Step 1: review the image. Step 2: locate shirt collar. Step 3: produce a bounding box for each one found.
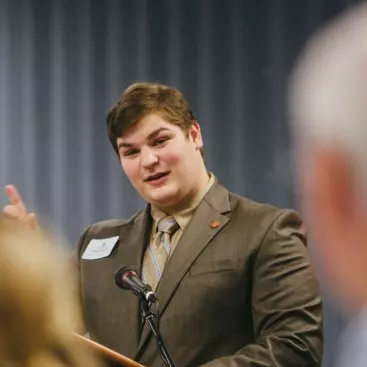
[150,172,216,231]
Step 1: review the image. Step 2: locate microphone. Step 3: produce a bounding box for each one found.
[114,265,157,302]
[115,266,176,367]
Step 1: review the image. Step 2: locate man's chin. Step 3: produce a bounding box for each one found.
[146,188,179,208]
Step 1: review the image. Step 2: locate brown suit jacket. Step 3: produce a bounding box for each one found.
[76,181,323,367]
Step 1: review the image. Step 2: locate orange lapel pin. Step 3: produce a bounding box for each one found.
[210,220,220,229]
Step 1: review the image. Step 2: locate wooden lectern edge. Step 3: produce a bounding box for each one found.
[72,332,145,367]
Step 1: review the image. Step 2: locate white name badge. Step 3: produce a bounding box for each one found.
[82,236,119,260]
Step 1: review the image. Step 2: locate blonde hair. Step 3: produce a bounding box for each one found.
[0,219,102,367]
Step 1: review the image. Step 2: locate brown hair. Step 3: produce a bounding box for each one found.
[107,82,203,156]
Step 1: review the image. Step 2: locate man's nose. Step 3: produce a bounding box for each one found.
[140,148,158,168]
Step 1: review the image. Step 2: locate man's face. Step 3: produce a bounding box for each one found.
[117,113,207,211]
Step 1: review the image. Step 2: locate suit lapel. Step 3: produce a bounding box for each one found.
[117,207,152,348]
[135,182,232,357]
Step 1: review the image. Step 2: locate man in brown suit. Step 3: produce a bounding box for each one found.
[3,83,323,366]
[77,83,322,367]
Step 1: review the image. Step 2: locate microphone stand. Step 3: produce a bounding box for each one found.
[140,296,177,367]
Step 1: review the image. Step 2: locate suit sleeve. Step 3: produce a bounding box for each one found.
[199,209,323,367]
[70,226,91,335]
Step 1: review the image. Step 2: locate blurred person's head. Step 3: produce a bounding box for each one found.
[107,82,208,213]
[0,218,101,367]
[289,2,367,312]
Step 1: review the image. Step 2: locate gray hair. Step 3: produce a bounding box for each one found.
[289,2,367,183]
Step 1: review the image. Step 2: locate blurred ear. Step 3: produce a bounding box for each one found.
[305,146,367,311]
[310,147,354,241]
[189,121,204,150]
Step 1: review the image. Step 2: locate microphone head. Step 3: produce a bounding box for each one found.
[114,265,137,290]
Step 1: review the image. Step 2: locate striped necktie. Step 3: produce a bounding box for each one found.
[142,216,179,291]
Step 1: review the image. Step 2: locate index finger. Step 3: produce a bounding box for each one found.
[4,185,27,213]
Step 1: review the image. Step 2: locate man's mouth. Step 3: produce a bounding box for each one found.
[144,172,170,182]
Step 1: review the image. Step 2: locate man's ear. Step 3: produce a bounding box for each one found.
[189,121,204,149]
[304,146,367,312]
[310,147,355,239]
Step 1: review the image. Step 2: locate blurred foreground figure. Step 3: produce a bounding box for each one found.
[0,218,102,367]
[289,2,367,366]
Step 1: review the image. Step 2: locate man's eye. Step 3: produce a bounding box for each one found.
[124,149,139,157]
[154,138,168,146]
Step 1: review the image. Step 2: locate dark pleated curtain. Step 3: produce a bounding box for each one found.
[0,1,360,366]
